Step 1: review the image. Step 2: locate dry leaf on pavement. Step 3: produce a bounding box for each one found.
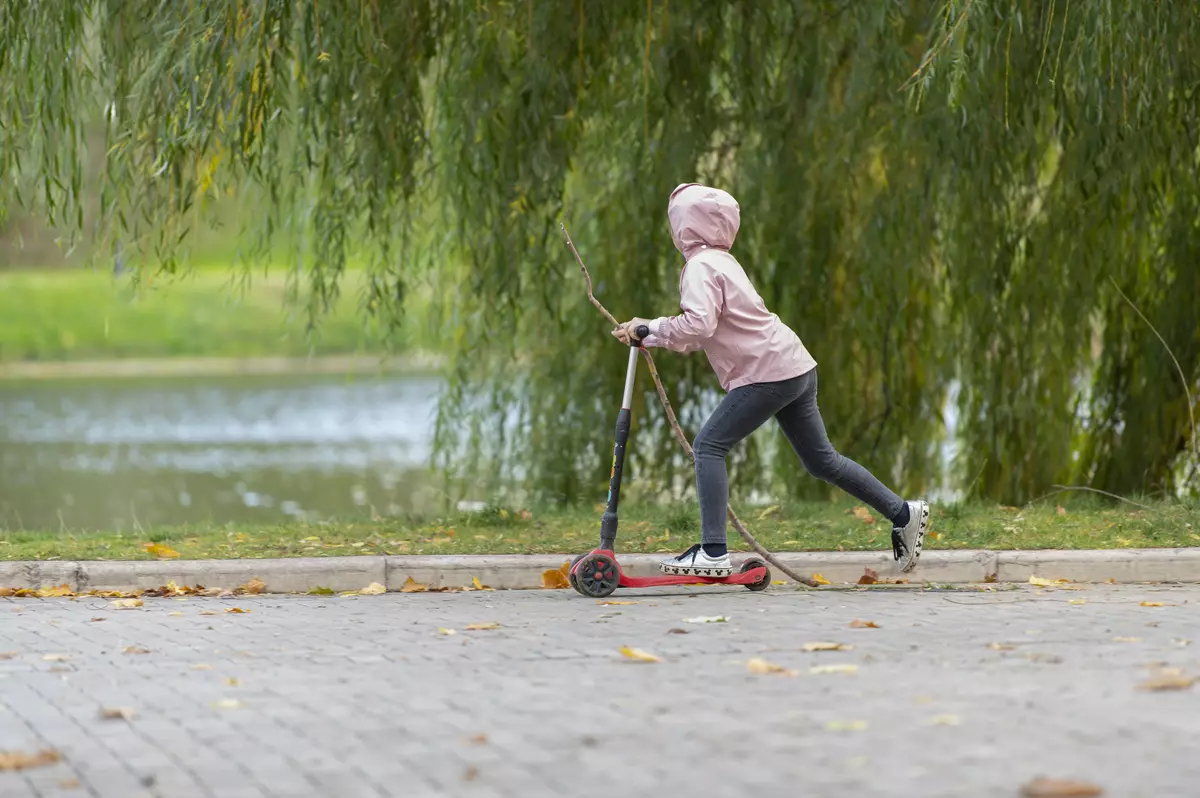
[988,642,1016,651]
[850,619,880,628]
[928,714,961,726]
[439,628,456,636]
[1138,675,1194,691]
[224,607,250,614]
[1139,601,1166,607]
[225,678,240,687]
[41,654,71,662]
[857,569,879,585]
[99,707,135,721]
[1068,599,1087,605]
[0,749,61,772]
[472,576,493,591]
[1111,637,1141,643]
[465,623,501,631]
[110,599,144,610]
[802,641,853,652]
[199,610,218,616]
[142,543,180,559]
[810,664,858,675]
[811,572,831,586]
[239,578,266,595]
[190,664,213,670]
[682,616,728,624]
[122,646,151,655]
[1019,777,1103,797]
[358,583,387,595]
[746,658,797,676]
[399,576,429,593]
[618,646,662,663]
[1029,576,1069,587]
[541,567,570,590]
[212,699,242,710]
[0,652,17,660]
[597,600,638,605]
[824,720,868,732]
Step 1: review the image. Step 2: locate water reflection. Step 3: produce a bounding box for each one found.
[0,373,441,530]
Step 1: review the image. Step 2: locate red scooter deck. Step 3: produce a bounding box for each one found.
[570,548,770,595]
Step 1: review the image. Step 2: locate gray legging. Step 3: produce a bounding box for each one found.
[693,368,904,546]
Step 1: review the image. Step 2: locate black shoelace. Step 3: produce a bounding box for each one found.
[676,543,702,563]
[891,527,908,560]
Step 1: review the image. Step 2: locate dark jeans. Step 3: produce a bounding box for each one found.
[693,368,905,545]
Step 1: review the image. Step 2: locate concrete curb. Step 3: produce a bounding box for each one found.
[3,548,1199,593]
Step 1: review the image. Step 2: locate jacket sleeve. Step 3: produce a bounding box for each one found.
[649,261,722,352]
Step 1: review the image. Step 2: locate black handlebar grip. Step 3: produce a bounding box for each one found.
[635,325,651,345]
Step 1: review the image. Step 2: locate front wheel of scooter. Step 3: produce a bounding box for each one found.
[574,553,621,598]
[741,558,771,592]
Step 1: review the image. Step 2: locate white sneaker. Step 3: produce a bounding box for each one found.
[659,544,733,577]
[891,500,929,573]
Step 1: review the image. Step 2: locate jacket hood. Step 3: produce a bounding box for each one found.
[667,183,740,260]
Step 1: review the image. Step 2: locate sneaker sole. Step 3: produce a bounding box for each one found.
[900,501,930,573]
[659,564,734,577]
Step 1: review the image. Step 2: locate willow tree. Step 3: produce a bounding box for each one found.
[2,1,1197,506]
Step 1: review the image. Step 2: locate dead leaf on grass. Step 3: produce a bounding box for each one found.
[1019,777,1103,797]
[810,663,858,675]
[122,646,151,655]
[618,646,662,663]
[811,572,830,586]
[0,749,61,771]
[143,543,180,559]
[851,506,876,524]
[465,622,500,631]
[849,619,879,629]
[746,658,797,676]
[399,576,429,593]
[358,583,387,595]
[99,707,135,721]
[110,599,143,610]
[802,641,853,652]
[1056,505,1068,516]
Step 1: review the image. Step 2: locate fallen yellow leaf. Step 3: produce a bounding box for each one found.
[1139,601,1165,607]
[619,646,663,663]
[988,642,1016,651]
[0,652,18,660]
[849,619,880,629]
[465,622,501,631]
[224,678,240,687]
[802,641,853,652]
[1112,636,1142,643]
[746,657,797,676]
[597,600,638,605]
[400,576,429,593]
[168,611,184,617]
[212,699,242,710]
[929,714,961,726]
[359,583,387,595]
[439,628,457,636]
[1028,575,1068,587]
[240,578,266,595]
[1056,505,1067,516]
[824,720,868,732]
[811,572,830,586]
[99,707,135,721]
[143,542,180,559]
[541,567,570,590]
[1068,599,1087,605]
[1019,777,1104,797]
[224,607,250,614]
[472,576,493,591]
[122,646,151,655]
[199,610,217,616]
[190,664,214,670]
[110,598,144,610]
[810,664,858,675]
[58,779,80,789]
[41,654,71,662]
[683,616,728,624]
[0,749,61,772]
[35,584,73,598]
[1138,674,1194,691]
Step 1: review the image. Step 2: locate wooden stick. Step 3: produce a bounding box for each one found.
[562,223,819,588]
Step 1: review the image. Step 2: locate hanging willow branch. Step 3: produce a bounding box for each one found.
[562,224,820,588]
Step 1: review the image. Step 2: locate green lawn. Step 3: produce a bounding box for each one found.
[2,498,1196,562]
[0,268,434,363]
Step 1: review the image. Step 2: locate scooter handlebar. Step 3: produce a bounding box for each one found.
[633,325,651,347]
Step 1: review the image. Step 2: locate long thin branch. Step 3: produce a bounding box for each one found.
[1049,485,1155,512]
[1109,276,1198,486]
[562,223,819,588]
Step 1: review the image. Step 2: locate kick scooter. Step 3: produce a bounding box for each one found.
[569,325,771,598]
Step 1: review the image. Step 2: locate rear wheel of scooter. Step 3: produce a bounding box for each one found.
[741,558,771,592]
[568,554,586,592]
[574,552,620,598]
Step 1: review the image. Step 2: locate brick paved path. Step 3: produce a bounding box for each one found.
[2,583,1198,797]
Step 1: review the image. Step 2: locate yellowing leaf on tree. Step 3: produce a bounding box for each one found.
[465,622,501,631]
[110,598,144,610]
[619,646,662,663]
[850,619,880,629]
[851,506,876,524]
[0,749,61,772]
[811,573,830,586]
[358,583,387,595]
[810,663,858,675]
[541,567,570,590]
[1019,777,1104,797]
[143,542,180,559]
[746,657,797,676]
[802,641,853,652]
[399,576,429,593]
[1029,575,1068,587]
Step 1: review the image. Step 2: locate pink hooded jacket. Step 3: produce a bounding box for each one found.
[645,183,817,391]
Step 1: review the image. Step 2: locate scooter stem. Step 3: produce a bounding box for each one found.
[599,328,648,551]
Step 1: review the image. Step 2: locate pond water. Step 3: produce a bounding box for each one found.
[0,373,442,530]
